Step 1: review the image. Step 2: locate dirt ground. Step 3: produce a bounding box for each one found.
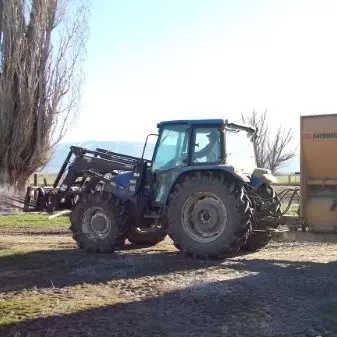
[1,224,337,337]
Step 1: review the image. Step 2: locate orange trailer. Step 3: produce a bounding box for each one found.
[280,113,337,241]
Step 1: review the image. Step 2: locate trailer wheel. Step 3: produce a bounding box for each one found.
[127,225,167,246]
[167,172,252,259]
[70,193,129,253]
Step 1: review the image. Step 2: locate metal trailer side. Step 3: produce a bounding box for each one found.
[277,113,337,242]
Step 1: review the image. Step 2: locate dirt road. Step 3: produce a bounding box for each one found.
[1,228,337,337]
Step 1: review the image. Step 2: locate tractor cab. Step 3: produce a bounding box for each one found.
[151,119,257,175]
[149,119,267,204]
[151,120,223,171]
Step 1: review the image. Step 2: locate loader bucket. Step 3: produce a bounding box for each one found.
[23,185,55,212]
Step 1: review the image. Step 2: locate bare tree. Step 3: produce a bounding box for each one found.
[0,0,89,191]
[241,109,297,173]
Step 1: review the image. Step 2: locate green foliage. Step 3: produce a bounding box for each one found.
[0,214,70,230]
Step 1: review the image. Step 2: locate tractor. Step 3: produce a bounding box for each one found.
[24,119,283,258]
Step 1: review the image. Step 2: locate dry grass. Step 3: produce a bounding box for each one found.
[276,175,300,184]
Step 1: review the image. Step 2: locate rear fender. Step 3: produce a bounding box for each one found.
[249,168,277,188]
[162,164,249,207]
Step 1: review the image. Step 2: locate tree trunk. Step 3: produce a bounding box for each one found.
[0,0,89,190]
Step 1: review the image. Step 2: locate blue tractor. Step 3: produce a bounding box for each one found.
[25,119,282,258]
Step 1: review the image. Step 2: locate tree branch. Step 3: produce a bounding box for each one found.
[242,110,297,173]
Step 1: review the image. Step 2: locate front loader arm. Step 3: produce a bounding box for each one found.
[24,146,143,213]
[58,154,136,197]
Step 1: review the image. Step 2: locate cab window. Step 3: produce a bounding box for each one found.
[152,125,189,171]
[192,128,221,163]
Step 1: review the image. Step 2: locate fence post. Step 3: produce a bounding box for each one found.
[33,174,38,200]
[288,175,291,185]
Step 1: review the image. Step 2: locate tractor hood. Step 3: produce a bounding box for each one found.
[250,168,277,187]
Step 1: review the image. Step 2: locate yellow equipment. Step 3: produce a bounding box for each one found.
[280,113,337,242]
[301,113,337,233]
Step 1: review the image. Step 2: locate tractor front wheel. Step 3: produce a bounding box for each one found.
[70,193,129,253]
[167,172,252,258]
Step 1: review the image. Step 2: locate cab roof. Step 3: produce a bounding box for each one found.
[157,119,257,134]
[157,119,225,128]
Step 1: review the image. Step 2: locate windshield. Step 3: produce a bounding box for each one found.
[225,129,256,174]
[152,125,189,171]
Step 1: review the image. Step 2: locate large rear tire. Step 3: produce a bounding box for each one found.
[127,225,167,246]
[167,172,252,258]
[240,230,272,252]
[70,193,129,253]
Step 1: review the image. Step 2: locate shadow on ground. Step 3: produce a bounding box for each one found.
[1,258,337,337]
[0,246,225,294]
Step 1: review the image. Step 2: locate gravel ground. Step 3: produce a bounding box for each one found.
[2,184,336,337]
[0,232,337,337]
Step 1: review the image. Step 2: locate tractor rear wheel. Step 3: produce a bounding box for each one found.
[240,230,272,252]
[167,172,252,258]
[127,225,167,246]
[70,193,129,253]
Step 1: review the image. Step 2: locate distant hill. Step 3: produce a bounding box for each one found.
[40,141,300,174]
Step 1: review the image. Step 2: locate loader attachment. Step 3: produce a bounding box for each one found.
[23,146,148,213]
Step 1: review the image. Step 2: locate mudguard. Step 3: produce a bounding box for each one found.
[249,168,277,188]
[160,164,250,206]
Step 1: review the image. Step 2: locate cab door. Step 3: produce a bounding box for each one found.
[191,127,223,165]
[151,124,190,205]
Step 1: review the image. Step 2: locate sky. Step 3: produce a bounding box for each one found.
[63,0,337,150]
